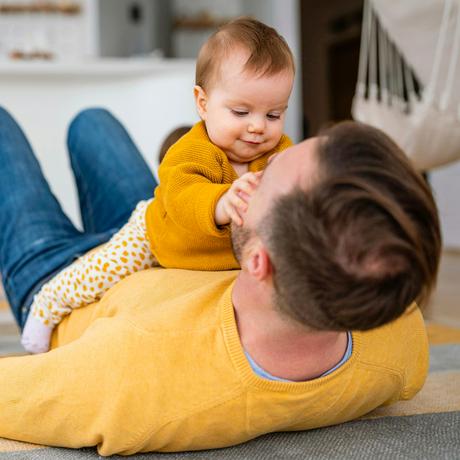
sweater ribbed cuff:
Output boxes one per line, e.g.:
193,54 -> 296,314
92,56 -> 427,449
194,183 -> 232,237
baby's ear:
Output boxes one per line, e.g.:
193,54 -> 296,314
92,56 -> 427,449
194,85 -> 208,120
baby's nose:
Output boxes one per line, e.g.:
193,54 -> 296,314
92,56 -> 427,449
247,117 -> 265,133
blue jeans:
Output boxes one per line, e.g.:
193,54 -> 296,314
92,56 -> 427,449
0,107 -> 157,328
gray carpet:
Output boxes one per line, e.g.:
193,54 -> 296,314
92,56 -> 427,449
0,412 -> 459,459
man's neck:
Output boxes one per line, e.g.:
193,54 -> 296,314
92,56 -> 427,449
232,272 -> 348,381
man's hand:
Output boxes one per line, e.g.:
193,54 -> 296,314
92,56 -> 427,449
215,172 -> 262,226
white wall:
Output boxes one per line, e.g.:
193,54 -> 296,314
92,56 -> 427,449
242,0 -> 302,142
0,60 -> 197,228
431,162 -> 460,249
98,0 -> 163,57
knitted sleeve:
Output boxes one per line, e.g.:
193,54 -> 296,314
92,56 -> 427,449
158,140 -> 231,236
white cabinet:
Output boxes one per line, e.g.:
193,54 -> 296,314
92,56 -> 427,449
0,58 -> 197,228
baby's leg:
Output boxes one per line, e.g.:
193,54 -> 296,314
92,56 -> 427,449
21,200 -> 157,353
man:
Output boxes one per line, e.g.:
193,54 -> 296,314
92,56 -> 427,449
0,108 -> 440,455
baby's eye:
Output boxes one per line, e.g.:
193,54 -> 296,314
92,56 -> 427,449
231,109 -> 248,117
267,113 -> 281,120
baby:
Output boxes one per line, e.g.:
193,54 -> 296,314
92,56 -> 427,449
21,17 -> 295,353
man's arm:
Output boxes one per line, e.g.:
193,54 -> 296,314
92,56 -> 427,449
0,318 -> 146,456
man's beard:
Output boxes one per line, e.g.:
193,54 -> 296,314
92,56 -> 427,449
231,222 -> 253,264
231,221 -> 290,323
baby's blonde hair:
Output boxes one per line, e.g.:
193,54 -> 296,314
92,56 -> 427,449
195,17 -> 295,91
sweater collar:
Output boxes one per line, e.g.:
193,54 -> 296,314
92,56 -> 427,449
219,282 -> 361,392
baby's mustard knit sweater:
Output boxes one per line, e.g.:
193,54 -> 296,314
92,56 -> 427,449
145,121 -> 293,270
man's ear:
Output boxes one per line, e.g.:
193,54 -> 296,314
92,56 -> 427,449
246,244 -> 272,281
194,85 -> 208,120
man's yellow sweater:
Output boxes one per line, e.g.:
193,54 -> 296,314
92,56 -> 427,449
0,269 -> 428,456
145,121 -> 293,270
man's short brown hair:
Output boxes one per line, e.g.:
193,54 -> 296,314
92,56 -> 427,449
263,122 -> 441,331
195,17 -> 295,91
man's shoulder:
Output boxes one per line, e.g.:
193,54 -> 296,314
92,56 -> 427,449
357,304 -> 426,354
354,304 -> 428,397
132,267 -> 238,285
109,268 -> 238,317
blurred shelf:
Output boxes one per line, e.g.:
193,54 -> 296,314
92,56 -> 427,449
0,57 -> 196,77
0,1 -> 81,15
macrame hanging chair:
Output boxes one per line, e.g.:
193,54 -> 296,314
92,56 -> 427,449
352,0 -> 460,171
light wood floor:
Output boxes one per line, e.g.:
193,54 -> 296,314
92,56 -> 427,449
0,250 -> 459,327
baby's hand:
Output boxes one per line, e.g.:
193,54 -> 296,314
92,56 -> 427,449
215,172 -> 262,226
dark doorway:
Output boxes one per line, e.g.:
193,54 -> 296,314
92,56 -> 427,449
300,0 -> 363,137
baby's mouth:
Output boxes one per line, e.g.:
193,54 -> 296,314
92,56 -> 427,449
242,139 -> 263,145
